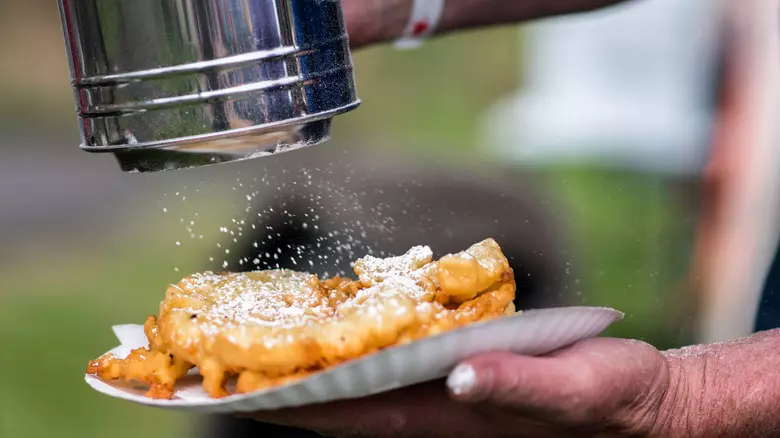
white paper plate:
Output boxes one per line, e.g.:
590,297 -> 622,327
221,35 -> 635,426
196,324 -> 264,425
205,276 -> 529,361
85,306 -> 623,413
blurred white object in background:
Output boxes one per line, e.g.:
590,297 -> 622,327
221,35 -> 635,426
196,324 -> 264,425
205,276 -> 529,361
480,0 -> 723,176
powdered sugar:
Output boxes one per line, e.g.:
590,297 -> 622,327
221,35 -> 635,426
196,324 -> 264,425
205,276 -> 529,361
177,270 -> 333,335
354,245 -> 433,285
447,364 -> 477,396
171,243 -> 439,338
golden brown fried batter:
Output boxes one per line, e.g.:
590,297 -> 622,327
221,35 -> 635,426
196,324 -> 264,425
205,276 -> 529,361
86,239 -> 517,399
87,317 -> 193,399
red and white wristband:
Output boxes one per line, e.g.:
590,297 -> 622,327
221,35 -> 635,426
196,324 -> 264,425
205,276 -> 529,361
394,0 -> 446,50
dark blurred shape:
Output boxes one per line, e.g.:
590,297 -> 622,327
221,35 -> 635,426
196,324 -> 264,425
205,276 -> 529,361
228,144 -> 571,309
202,144 -> 572,437
206,418 -> 325,438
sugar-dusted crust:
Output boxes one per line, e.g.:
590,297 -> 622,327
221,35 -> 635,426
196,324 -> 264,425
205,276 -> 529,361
87,239 -> 516,399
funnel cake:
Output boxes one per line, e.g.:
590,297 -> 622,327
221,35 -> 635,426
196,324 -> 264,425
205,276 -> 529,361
87,239 -> 516,399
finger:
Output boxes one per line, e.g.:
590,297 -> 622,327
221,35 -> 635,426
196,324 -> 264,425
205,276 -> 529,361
446,337 -> 664,417
446,350 -> 596,414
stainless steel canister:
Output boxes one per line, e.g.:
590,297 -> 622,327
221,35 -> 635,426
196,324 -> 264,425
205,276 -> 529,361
58,0 -> 360,172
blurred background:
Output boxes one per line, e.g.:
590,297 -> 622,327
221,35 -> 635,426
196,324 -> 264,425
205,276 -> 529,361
2,0 -> 779,437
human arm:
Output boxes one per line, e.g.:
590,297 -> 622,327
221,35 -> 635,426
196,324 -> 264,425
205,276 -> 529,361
252,329 -> 780,437
659,329 -> 780,437
343,0 -> 632,48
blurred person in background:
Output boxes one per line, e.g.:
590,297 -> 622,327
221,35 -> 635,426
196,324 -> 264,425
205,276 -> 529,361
480,0 -> 721,342
239,0 -> 780,437
479,0 -> 780,345
690,0 -> 780,342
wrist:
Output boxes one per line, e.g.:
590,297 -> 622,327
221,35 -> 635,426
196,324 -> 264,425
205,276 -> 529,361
656,331 -> 780,438
647,354 -> 699,437
343,0 -> 412,48
599,348 -> 704,437
602,349 -> 698,437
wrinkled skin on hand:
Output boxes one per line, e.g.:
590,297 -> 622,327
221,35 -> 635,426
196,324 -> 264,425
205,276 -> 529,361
251,338 -> 671,438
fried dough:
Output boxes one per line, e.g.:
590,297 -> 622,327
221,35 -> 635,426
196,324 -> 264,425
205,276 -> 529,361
87,239 -> 517,398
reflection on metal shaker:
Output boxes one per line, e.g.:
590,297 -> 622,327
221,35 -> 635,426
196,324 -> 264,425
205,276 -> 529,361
57,0 -> 360,172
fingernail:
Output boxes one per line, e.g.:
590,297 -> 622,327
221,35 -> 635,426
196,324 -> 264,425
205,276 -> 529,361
447,364 -> 477,397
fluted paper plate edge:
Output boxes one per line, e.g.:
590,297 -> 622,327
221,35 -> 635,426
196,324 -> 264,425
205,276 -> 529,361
84,306 -> 623,413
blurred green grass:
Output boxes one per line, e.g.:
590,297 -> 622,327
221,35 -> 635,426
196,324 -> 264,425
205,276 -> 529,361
543,166 -> 696,349
0,241 -> 197,438
0,192 -> 237,438
335,28 -> 522,153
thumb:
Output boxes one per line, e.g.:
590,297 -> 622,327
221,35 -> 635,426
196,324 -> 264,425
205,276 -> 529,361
446,351 -> 591,413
